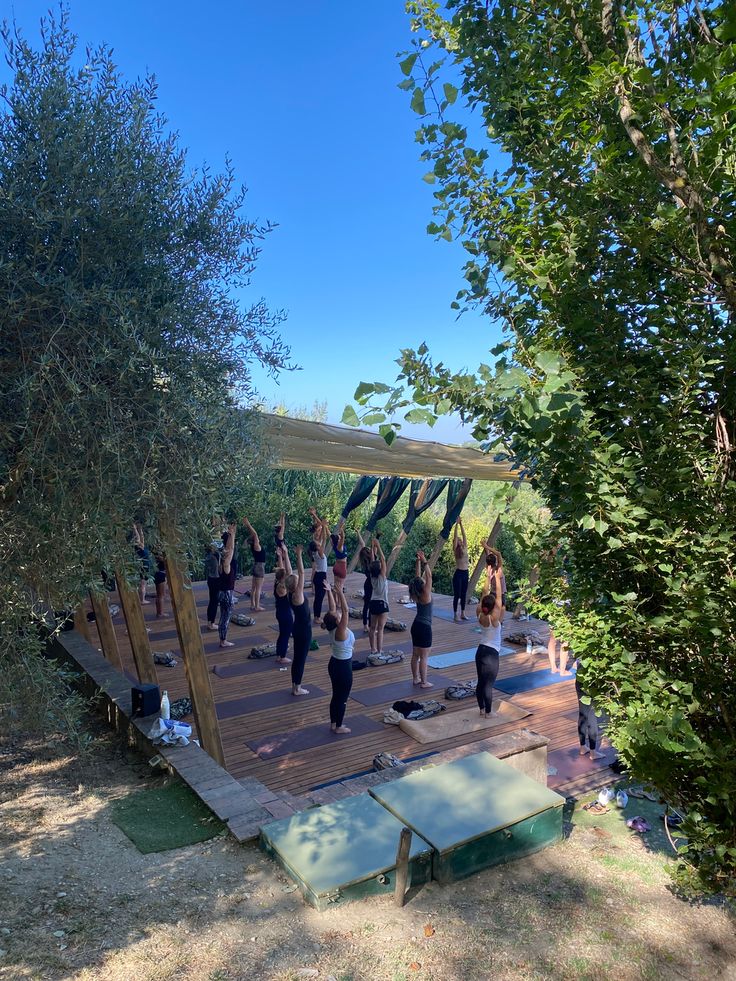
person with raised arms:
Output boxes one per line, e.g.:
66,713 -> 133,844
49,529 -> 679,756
409,549 -> 434,689
322,582 -> 354,734
474,564 -> 505,717
452,518 -> 470,622
286,544 -> 312,696
217,522 -> 237,649
272,544 -> 293,666
242,517 -> 266,612
368,535 -> 390,657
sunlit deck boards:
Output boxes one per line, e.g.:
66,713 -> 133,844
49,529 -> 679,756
103,572 -> 615,799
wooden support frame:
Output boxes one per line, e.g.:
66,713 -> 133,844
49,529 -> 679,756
163,529 -> 225,768
468,515 -> 502,599
89,591 -> 123,671
115,570 -> 159,687
73,604 -> 91,644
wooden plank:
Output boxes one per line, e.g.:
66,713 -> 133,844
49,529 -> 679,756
163,531 -> 225,768
115,571 -> 159,687
89,591 -> 123,671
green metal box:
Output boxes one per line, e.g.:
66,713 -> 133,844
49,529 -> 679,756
260,792 -> 433,909
369,752 -> 565,884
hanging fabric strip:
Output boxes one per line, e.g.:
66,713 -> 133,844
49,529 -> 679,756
364,477 -> 411,531
340,475 -> 379,521
439,478 -> 474,539
401,477 -> 449,534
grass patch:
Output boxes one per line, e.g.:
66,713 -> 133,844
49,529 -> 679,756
109,780 -> 226,853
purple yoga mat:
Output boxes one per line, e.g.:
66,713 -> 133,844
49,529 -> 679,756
212,659 -> 287,678
217,685 -> 326,720
350,672 -> 459,707
246,714 -> 383,759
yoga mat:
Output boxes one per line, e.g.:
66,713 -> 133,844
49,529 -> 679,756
247,714 -> 383,759
399,699 -> 531,744
495,667 -> 576,695
217,685 -> 326,720
432,608 -> 467,622
350,673 -> 458,707
147,627 -> 181,642
428,645 -> 516,669
546,745 -> 617,790
212,659 -> 288,678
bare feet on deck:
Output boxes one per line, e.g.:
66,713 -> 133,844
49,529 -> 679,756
579,746 -> 588,756
141,599 -> 151,605
461,613 -> 469,620
419,681 -> 434,689
219,640 -> 234,648
207,623 -> 218,630
589,749 -> 606,760
275,656 -> 292,665
412,678 -> 421,685
292,686 -> 310,696
332,725 -> 351,734
560,670 -> 573,677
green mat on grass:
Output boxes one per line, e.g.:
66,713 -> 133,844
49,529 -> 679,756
110,781 -> 226,853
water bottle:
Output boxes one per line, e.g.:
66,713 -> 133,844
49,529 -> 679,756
526,637 -> 532,654
160,690 -> 170,720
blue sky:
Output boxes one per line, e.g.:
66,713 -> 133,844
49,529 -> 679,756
4,2 -> 505,441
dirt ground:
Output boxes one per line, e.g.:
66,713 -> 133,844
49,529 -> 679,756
1,722 -> 735,981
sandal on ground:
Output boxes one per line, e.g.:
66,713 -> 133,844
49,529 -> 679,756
583,801 -> 609,814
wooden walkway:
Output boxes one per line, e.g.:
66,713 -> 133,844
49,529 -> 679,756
103,572 -> 616,801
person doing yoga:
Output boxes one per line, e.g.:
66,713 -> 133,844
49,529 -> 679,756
368,535 -> 389,656
204,542 -> 222,630
217,523 -> 237,648
331,526 -> 348,594
242,518 -> 266,612
409,550 -> 434,688
132,522 -> 152,605
307,507 -> 328,622
474,566 -> 505,717
323,582 -> 354,734
272,545 -> 293,666
356,531 -> 374,631
452,518 -> 470,621
286,544 -> 312,695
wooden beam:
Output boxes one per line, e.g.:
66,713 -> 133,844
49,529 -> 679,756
163,532 -> 225,768
115,571 -> 159,687
89,591 -> 123,671
384,530 -> 408,577
73,604 -> 91,644
394,827 -> 413,908
468,515 -> 502,599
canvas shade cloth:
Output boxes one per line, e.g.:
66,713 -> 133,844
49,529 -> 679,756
340,476 -> 379,520
401,478 -> 449,534
261,413 -> 520,481
440,478 -> 474,539
365,477 -> 411,532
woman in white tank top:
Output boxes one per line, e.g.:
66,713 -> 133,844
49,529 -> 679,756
323,583 -> 354,734
475,567 -> 504,717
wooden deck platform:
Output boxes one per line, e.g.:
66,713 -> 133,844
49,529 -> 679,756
99,572 -> 616,801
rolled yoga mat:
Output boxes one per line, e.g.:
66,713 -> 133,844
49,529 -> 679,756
216,685 -> 326,720
428,645 -> 516,669
246,714 -> 383,759
349,673 -> 458,707
399,699 -> 531,745
494,667 -> 576,695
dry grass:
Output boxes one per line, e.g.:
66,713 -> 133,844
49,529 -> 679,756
1,725 -> 734,981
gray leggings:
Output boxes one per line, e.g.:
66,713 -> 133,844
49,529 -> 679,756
218,589 -> 233,642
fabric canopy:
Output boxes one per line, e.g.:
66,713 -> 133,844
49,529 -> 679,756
340,476 -> 379,521
401,478 -> 449,534
439,478 -> 474,540
364,477 -> 411,532
261,413 -> 519,481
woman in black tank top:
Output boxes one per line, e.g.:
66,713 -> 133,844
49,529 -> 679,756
286,544 -> 312,696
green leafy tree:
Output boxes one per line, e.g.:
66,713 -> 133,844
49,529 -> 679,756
351,0 -> 736,890
0,12 -> 287,735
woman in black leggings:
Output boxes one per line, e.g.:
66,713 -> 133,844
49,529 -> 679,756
474,566 -> 504,717
356,532 -> 374,630
287,544 -> 312,696
323,583 -> 355,733
452,518 -> 469,621
273,545 -> 293,666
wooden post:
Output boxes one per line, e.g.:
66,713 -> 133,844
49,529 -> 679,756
426,531 -> 449,572
115,571 -> 159,687
467,515 -> 502,599
73,604 -> 91,644
89,591 -> 124,671
394,826 -> 413,907
346,527 -> 369,575
163,529 -> 225,767
384,530 -> 408,577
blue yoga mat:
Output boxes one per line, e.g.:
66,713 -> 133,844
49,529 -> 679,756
428,645 -> 516,669
495,667 -> 576,695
